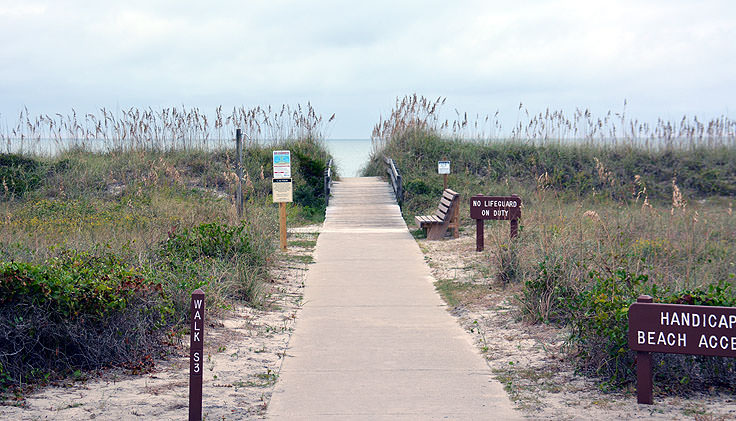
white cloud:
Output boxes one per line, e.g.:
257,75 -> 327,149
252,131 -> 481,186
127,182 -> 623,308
1,0 -> 735,137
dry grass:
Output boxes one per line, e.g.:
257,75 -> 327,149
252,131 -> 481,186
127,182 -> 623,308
372,95 -> 736,151
2,103 -> 332,154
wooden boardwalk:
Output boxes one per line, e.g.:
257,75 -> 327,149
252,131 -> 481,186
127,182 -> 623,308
267,177 -> 518,420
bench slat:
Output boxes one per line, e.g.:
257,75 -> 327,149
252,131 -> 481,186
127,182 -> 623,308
441,191 -> 453,200
416,215 -> 442,226
440,197 -> 452,208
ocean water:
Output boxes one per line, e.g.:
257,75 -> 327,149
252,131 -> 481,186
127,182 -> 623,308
5,137 -> 375,178
324,139 -> 373,178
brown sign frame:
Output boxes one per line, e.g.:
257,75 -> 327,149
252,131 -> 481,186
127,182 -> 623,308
470,195 -> 521,220
628,295 -> 736,405
470,195 -> 521,251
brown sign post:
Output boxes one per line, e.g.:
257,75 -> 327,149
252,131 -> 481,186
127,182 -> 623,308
470,195 -> 521,252
189,289 -> 205,421
628,295 -> 736,404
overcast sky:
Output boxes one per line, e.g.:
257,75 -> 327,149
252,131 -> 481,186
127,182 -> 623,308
1,0 -> 734,138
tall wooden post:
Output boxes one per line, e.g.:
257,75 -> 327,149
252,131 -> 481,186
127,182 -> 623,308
189,289 -> 205,421
636,295 -> 653,405
476,219 -> 484,252
510,194 -> 519,239
443,174 -> 448,191
235,129 -> 243,218
279,202 -> 287,251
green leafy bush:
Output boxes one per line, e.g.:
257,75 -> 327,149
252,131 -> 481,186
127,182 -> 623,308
0,154 -> 43,198
0,250 -> 171,390
495,243 -> 523,285
562,270 -> 736,391
157,220 -> 272,310
564,269 -> 650,385
163,221 -> 253,262
291,144 -> 328,220
519,256 -> 572,323
0,249 -> 166,320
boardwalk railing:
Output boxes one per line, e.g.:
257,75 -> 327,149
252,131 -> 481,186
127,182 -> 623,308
383,156 -> 403,207
324,158 -> 333,206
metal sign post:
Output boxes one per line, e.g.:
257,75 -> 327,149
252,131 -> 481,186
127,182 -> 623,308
438,160 -> 450,190
189,289 -> 205,421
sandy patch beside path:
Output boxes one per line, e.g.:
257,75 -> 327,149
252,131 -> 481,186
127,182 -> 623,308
1,228 -> 318,421
419,229 -> 736,420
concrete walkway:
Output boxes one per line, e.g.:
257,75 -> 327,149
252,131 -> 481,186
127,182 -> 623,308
267,177 -> 518,420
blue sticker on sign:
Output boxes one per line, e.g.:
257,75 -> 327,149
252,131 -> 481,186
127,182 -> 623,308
273,151 -> 291,165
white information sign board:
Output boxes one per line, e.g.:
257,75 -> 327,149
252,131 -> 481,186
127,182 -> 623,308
438,160 -> 451,175
272,178 -> 293,203
273,150 -> 291,179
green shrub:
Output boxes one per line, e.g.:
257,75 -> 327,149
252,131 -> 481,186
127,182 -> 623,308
0,250 -> 172,390
0,154 -> 43,198
0,249 -> 167,320
563,269 -> 649,385
290,143 -> 328,221
405,178 -> 440,196
157,219 -> 272,311
563,270 -> 736,391
495,243 -> 523,285
162,221 -> 253,262
519,256 -> 572,323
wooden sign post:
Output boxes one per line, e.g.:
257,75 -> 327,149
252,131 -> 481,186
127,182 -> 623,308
628,296 -> 736,404
279,202 -> 287,251
189,289 -> 205,421
470,194 -> 521,252
235,129 -> 244,218
273,151 -> 292,251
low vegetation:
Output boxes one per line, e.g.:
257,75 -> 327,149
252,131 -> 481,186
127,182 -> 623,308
365,95 -> 736,393
0,105 -> 333,396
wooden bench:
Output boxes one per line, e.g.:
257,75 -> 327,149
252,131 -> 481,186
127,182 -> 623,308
415,189 -> 460,240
